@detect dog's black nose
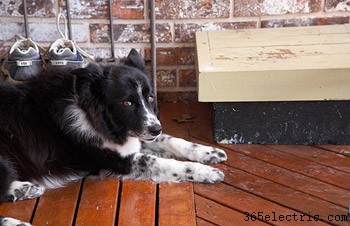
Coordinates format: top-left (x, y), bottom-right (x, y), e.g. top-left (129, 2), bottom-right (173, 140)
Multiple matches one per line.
top-left (148, 124), bottom-right (162, 136)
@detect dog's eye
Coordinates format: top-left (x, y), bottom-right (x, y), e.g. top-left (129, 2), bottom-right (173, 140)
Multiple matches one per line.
top-left (147, 96), bottom-right (154, 103)
top-left (123, 101), bottom-right (132, 107)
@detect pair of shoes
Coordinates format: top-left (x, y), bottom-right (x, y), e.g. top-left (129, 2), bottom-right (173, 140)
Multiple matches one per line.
top-left (1, 13), bottom-right (94, 84)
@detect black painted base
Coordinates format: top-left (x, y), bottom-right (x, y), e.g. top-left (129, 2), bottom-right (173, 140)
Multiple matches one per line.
top-left (211, 101), bottom-right (350, 144)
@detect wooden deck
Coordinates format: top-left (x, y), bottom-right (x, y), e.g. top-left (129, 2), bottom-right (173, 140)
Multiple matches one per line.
top-left (0, 103), bottom-right (349, 225)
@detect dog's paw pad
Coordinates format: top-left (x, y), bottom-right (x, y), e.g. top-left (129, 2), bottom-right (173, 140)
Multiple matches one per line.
top-left (202, 147), bottom-right (227, 164)
top-left (0, 217), bottom-right (32, 226)
top-left (7, 181), bottom-right (44, 202)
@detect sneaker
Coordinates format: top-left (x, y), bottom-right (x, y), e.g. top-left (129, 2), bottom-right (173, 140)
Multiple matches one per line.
top-left (46, 12), bottom-right (94, 70)
top-left (1, 36), bottom-right (44, 83)
top-left (47, 38), bottom-right (92, 70)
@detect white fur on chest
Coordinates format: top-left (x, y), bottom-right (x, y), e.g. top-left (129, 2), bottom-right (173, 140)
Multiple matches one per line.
top-left (102, 137), bottom-right (141, 157)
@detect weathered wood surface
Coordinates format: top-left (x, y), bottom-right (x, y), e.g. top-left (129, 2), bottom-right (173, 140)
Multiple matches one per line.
top-left (0, 103), bottom-right (349, 225)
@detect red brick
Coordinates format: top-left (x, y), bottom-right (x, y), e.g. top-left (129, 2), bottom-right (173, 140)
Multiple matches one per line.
top-left (29, 23), bottom-right (88, 42)
top-left (157, 69), bottom-right (177, 87)
top-left (147, 47), bottom-right (196, 66)
top-left (81, 47), bottom-right (140, 60)
top-left (157, 91), bottom-right (197, 103)
top-left (0, 22), bottom-right (25, 41)
top-left (234, 0), bottom-right (322, 17)
top-left (179, 69), bottom-right (197, 87)
top-left (58, 0), bottom-right (143, 19)
top-left (175, 22), bottom-right (257, 43)
top-left (155, 0), bottom-right (230, 19)
top-left (90, 23), bottom-right (171, 43)
top-left (325, 0), bottom-right (350, 11)
top-left (0, 0), bottom-right (55, 17)
top-left (90, 24), bottom-right (111, 43)
top-left (112, 0), bottom-right (144, 19)
top-left (261, 16), bottom-right (350, 27)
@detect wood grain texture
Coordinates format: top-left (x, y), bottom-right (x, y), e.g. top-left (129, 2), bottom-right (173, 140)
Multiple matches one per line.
top-left (118, 180), bottom-right (156, 226)
top-left (75, 178), bottom-right (120, 226)
top-left (158, 182), bottom-right (196, 225)
top-left (0, 199), bottom-right (36, 223)
top-left (195, 195), bottom-right (269, 225)
top-left (1, 103), bottom-right (349, 225)
top-left (32, 181), bottom-right (81, 226)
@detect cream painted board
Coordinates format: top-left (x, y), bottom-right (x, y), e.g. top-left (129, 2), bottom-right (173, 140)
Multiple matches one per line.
top-left (208, 33), bottom-right (350, 48)
top-left (198, 69), bottom-right (350, 102)
top-left (206, 53), bottom-right (350, 72)
top-left (196, 24), bottom-right (350, 102)
top-left (207, 24), bottom-right (350, 40)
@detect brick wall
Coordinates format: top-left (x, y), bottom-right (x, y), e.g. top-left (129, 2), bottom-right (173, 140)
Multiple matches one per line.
top-left (0, 0), bottom-right (349, 102)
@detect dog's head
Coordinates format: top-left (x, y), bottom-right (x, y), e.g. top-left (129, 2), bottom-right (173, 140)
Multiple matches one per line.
top-left (72, 49), bottom-right (162, 143)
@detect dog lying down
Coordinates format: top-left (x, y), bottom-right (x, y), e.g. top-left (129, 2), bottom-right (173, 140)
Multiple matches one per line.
top-left (0, 49), bottom-right (227, 226)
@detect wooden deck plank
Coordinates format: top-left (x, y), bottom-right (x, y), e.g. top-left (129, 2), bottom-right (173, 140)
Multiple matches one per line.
top-left (219, 164), bottom-right (348, 225)
top-left (118, 180), bottom-right (156, 226)
top-left (221, 144), bottom-right (350, 190)
top-left (32, 181), bottom-right (81, 226)
top-left (195, 195), bottom-right (269, 225)
top-left (0, 199), bottom-right (36, 223)
top-left (196, 217), bottom-right (216, 226)
top-left (2, 103), bottom-right (350, 225)
top-left (158, 182), bottom-right (196, 226)
top-left (192, 138), bottom-right (349, 208)
top-left (194, 183), bottom-right (328, 226)
top-left (266, 145), bottom-right (350, 173)
top-left (315, 145), bottom-right (350, 156)
top-left (186, 102), bottom-right (212, 127)
top-left (74, 178), bottom-right (120, 226)
top-left (159, 103), bottom-right (190, 139)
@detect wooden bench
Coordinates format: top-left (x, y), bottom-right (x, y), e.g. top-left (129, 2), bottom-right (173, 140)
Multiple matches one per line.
top-left (196, 24), bottom-right (350, 102)
top-left (195, 24), bottom-right (350, 144)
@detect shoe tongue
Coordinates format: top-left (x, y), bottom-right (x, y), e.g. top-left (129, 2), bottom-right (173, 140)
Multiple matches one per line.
top-left (9, 47), bottom-right (40, 60)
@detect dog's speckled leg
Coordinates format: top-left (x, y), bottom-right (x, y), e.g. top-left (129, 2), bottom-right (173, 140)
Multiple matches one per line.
top-left (141, 134), bottom-right (227, 164)
top-left (122, 153), bottom-right (225, 183)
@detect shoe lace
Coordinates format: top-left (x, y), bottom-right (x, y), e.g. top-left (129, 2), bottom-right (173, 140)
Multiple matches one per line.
top-left (56, 12), bottom-right (94, 60)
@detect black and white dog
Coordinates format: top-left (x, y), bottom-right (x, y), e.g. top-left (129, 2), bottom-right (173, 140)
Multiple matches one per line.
top-left (0, 49), bottom-right (226, 226)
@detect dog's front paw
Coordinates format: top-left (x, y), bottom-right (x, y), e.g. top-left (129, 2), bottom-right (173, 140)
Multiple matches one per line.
top-left (203, 147), bottom-right (227, 164)
top-left (187, 163), bottom-right (225, 184)
top-left (0, 217), bottom-right (32, 226)
top-left (191, 145), bottom-right (227, 164)
top-left (7, 181), bottom-right (45, 202)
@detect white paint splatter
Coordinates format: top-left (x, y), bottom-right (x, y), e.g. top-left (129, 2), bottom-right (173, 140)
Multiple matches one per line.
top-left (262, 0), bottom-right (311, 15)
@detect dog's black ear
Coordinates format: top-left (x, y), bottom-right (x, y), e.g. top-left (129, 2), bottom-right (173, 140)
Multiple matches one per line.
top-left (71, 64), bottom-right (104, 80)
top-left (124, 48), bottom-right (145, 71)
top-left (70, 64), bottom-right (106, 97)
